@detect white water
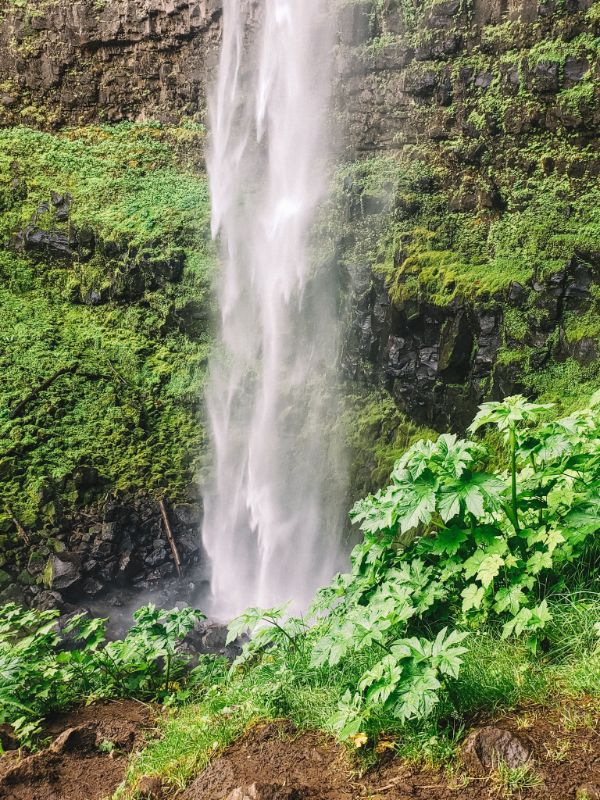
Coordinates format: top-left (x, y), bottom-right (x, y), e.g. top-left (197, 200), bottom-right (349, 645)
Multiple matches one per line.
top-left (202, 0), bottom-right (345, 619)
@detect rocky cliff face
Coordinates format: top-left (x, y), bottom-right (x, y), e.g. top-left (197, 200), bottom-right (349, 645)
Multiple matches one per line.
top-left (1, 0), bottom-right (599, 608)
top-left (0, 0), bottom-right (221, 127)
top-left (335, 0), bottom-right (600, 429)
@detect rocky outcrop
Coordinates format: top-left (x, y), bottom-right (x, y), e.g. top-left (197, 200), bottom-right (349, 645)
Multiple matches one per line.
top-left (0, 494), bottom-right (205, 612)
top-left (0, 0), bottom-right (222, 128)
top-left (336, 0), bottom-right (600, 426)
top-left (344, 258), bottom-right (597, 429)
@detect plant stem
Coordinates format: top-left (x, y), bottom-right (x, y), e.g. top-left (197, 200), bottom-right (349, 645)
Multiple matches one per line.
top-left (165, 653), bottom-right (171, 695)
top-left (267, 619), bottom-right (300, 652)
top-left (510, 426), bottom-right (520, 533)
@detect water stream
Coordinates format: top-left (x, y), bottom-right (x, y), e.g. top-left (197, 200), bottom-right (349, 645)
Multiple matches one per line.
top-left (202, 0), bottom-right (345, 619)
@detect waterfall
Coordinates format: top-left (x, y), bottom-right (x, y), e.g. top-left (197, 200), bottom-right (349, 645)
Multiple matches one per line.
top-left (202, 0), bottom-right (345, 619)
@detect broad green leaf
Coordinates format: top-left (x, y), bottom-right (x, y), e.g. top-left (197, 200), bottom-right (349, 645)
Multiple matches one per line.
top-left (526, 550), bottom-right (553, 575)
top-left (476, 554), bottom-right (505, 588)
top-left (461, 583), bottom-right (485, 613)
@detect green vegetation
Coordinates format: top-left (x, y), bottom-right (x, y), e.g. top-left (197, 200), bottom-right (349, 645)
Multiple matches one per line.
top-left (343, 389), bottom-right (436, 496)
top-left (0, 603), bottom-right (204, 747)
top-left (337, 146), bottom-right (600, 308)
top-left (117, 394), bottom-right (599, 789)
top-left (0, 124), bottom-right (213, 535)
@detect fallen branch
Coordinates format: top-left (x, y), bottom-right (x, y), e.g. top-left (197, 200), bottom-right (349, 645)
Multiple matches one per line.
top-left (5, 505), bottom-right (30, 545)
top-left (159, 498), bottom-right (182, 577)
top-left (10, 363), bottom-right (78, 419)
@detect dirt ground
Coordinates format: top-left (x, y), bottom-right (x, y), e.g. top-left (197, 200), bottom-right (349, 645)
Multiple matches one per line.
top-left (0, 700), bottom-right (154, 800)
top-left (180, 702), bottom-right (600, 800)
top-left (1, 699), bottom-right (598, 800)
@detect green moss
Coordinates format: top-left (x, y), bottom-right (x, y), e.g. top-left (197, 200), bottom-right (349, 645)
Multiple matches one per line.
top-left (0, 124), bottom-right (214, 533)
top-left (558, 81), bottom-right (596, 112)
top-left (527, 33), bottom-right (600, 68)
top-left (343, 388), bottom-right (435, 496)
top-left (527, 359), bottom-right (600, 411)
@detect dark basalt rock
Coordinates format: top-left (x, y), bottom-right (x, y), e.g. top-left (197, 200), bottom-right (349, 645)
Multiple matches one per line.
top-left (48, 553), bottom-right (83, 591)
top-left (405, 69), bottom-right (438, 97)
top-left (529, 60), bottom-right (560, 93)
top-left (564, 57), bottom-right (590, 87)
top-left (338, 1), bottom-right (373, 47)
top-left (7, 494), bottom-right (206, 615)
top-left (0, 0), bottom-right (223, 129)
top-left (182, 619), bottom-right (244, 662)
top-left (22, 226), bottom-right (75, 258)
top-left (461, 726), bottom-right (532, 775)
top-left (425, 0), bottom-right (461, 28)
top-left (0, 724), bottom-right (20, 752)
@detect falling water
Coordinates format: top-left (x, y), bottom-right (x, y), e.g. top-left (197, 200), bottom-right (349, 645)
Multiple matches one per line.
top-left (202, 0), bottom-right (345, 619)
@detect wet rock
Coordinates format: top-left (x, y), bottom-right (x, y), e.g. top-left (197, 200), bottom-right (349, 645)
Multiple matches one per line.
top-left (0, 724), bottom-right (19, 751)
top-left (461, 727), bottom-right (532, 776)
top-left (425, 0), bottom-right (461, 28)
top-left (509, 282), bottom-right (527, 306)
top-left (475, 71), bottom-right (493, 89)
top-left (564, 57), bottom-right (590, 87)
top-left (144, 547), bottom-right (168, 568)
top-left (50, 191), bottom-right (71, 221)
top-left (405, 69), bottom-right (438, 97)
top-left (338, 1), bottom-right (373, 46)
top-left (48, 553), bottom-right (82, 591)
top-left (570, 337), bottom-right (598, 365)
top-left (22, 226), bottom-right (75, 258)
top-left (82, 577), bottom-right (105, 596)
top-left (530, 60), bottom-right (560, 93)
top-left (203, 624), bottom-right (229, 652)
top-left (31, 590), bottom-right (63, 611)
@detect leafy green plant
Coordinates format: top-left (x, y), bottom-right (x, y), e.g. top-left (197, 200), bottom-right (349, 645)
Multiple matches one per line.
top-left (0, 603), bottom-right (203, 746)
top-left (328, 628), bottom-right (468, 738)
top-left (306, 393), bottom-right (600, 737)
top-left (227, 604), bottom-right (307, 665)
top-left (218, 395), bottom-right (600, 746)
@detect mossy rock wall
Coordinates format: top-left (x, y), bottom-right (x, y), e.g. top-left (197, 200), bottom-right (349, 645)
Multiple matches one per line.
top-left (336, 0), bottom-right (600, 428)
top-left (0, 0), bottom-right (221, 128)
top-left (1, 0), bottom-right (600, 603)
top-left (0, 122), bottom-right (214, 606)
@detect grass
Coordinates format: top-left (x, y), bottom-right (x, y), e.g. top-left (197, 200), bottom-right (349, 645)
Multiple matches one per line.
top-left (119, 595), bottom-right (600, 793)
top-left (490, 763), bottom-right (544, 797)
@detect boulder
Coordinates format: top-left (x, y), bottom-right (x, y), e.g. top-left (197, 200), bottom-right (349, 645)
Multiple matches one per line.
top-left (0, 724), bottom-right (19, 751)
top-left (47, 553), bottom-right (82, 591)
top-left (22, 226), bottom-right (75, 258)
top-left (50, 724), bottom-right (97, 754)
top-left (461, 726), bottom-right (532, 775)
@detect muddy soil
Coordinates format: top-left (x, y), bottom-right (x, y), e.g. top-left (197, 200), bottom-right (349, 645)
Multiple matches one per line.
top-left (179, 701), bottom-right (600, 800)
top-left (2, 699), bottom-right (598, 800)
top-left (0, 700), bottom-right (154, 800)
